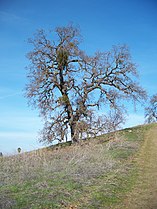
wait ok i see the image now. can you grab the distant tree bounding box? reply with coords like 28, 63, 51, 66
25, 24, 146, 143
79, 108, 126, 139
17, 147, 21, 154
98, 108, 126, 134
145, 94, 157, 123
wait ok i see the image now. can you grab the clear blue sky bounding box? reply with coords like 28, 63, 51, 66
0, 0, 157, 154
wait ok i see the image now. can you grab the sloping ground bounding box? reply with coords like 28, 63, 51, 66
118, 124, 157, 209
0, 123, 156, 209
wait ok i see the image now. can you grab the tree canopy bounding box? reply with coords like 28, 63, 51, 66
145, 94, 157, 123
25, 24, 146, 143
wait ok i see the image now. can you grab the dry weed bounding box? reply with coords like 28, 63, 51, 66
0, 140, 116, 187
0, 132, 138, 189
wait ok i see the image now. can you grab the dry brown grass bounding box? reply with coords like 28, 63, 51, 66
0, 140, 116, 187
0, 125, 148, 209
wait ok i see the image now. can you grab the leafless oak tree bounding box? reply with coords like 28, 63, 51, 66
25, 24, 146, 143
145, 94, 157, 123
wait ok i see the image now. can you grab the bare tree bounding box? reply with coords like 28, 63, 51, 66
84, 108, 126, 138
25, 24, 146, 143
145, 94, 157, 123
99, 109, 126, 133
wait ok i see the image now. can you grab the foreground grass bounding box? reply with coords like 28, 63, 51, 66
0, 124, 154, 209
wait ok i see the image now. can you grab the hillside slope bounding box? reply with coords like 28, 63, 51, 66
118, 124, 157, 209
0, 123, 157, 209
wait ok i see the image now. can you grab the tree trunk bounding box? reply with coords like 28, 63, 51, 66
70, 122, 78, 143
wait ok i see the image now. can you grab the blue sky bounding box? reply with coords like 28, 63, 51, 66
0, 0, 157, 154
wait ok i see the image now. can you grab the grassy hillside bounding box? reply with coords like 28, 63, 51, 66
0, 124, 155, 209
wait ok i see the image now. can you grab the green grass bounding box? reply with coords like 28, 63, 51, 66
0, 124, 155, 209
